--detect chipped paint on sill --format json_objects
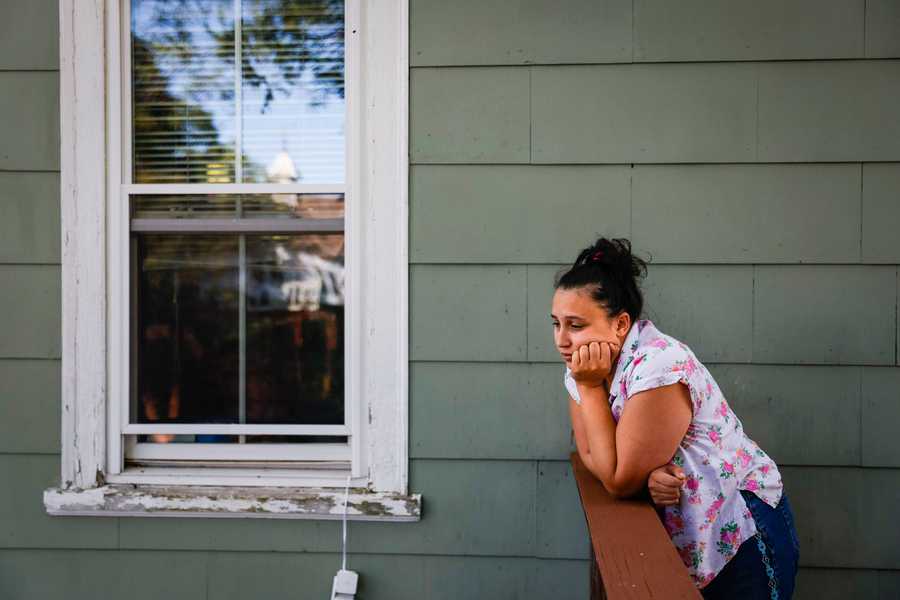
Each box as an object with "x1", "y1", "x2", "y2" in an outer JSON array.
[{"x1": 43, "y1": 484, "x2": 422, "y2": 522}]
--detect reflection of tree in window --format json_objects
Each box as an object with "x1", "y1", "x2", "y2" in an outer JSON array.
[
  {"x1": 132, "y1": 0, "x2": 345, "y2": 184},
  {"x1": 132, "y1": 35, "x2": 239, "y2": 183},
  {"x1": 131, "y1": 0, "x2": 348, "y2": 445}
]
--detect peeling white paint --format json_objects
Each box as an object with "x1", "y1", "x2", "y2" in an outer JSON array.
[
  {"x1": 44, "y1": 485, "x2": 421, "y2": 522},
  {"x1": 59, "y1": 0, "x2": 410, "y2": 496}
]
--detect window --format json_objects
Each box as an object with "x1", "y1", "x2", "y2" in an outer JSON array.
[{"x1": 49, "y1": 0, "x2": 413, "y2": 518}]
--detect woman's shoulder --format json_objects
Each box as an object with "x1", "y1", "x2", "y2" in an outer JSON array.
[
  {"x1": 621, "y1": 321, "x2": 708, "y2": 396},
  {"x1": 630, "y1": 321, "x2": 697, "y2": 370}
]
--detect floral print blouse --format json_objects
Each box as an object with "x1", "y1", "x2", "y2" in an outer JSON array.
[{"x1": 564, "y1": 319, "x2": 783, "y2": 588}]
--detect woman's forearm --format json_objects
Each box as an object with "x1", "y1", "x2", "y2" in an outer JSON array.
[{"x1": 576, "y1": 383, "x2": 621, "y2": 494}]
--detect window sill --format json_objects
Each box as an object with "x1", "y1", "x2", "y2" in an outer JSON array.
[{"x1": 43, "y1": 485, "x2": 421, "y2": 522}]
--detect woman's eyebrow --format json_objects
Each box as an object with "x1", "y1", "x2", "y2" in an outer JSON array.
[{"x1": 549, "y1": 313, "x2": 585, "y2": 321}]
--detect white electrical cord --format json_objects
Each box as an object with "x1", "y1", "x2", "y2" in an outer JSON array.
[
  {"x1": 330, "y1": 475, "x2": 358, "y2": 600},
  {"x1": 342, "y1": 474, "x2": 350, "y2": 571}
]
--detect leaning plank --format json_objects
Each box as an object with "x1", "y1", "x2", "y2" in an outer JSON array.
[{"x1": 571, "y1": 453, "x2": 701, "y2": 600}]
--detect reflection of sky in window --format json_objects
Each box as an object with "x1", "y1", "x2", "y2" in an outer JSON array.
[{"x1": 132, "y1": 0, "x2": 344, "y2": 184}]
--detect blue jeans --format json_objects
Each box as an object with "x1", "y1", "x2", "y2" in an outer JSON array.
[{"x1": 701, "y1": 490, "x2": 800, "y2": 600}]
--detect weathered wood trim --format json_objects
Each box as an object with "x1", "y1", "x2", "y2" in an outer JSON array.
[
  {"x1": 57, "y1": 0, "x2": 410, "y2": 496},
  {"x1": 571, "y1": 453, "x2": 702, "y2": 600},
  {"x1": 44, "y1": 485, "x2": 421, "y2": 521},
  {"x1": 59, "y1": 0, "x2": 107, "y2": 490},
  {"x1": 362, "y1": 0, "x2": 409, "y2": 494}
]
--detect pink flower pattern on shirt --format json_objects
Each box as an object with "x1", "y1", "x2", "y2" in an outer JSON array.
[{"x1": 565, "y1": 319, "x2": 783, "y2": 588}]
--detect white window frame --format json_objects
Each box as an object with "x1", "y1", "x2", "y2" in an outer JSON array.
[{"x1": 51, "y1": 0, "x2": 412, "y2": 515}]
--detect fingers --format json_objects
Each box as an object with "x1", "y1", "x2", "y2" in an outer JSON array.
[
  {"x1": 652, "y1": 494, "x2": 680, "y2": 506},
  {"x1": 653, "y1": 472, "x2": 685, "y2": 489},
  {"x1": 649, "y1": 485, "x2": 682, "y2": 505},
  {"x1": 588, "y1": 341, "x2": 602, "y2": 364},
  {"x1": 576, "y1": 345, "x2": 590, "y2": 365},
  {"x1": 580, "y1": 341, "x2": 616, "y2": 365}
]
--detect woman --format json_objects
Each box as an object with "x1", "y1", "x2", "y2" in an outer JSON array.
[{"x1": 552, "y1": 237, "x2": 799, "y2": 598}]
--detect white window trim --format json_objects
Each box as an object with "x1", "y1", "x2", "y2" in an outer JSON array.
[{"x1": 47, "y1": 0, "x2": 416, "y2": 520}]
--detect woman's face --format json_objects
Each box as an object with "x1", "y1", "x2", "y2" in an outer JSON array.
[{"x1": 551, "y1": 287, "x2": 631, "y2": 368}]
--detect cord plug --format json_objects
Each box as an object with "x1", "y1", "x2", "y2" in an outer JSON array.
[{"x1": 330, "y1": 568, "x2": 358, "y2": 600}]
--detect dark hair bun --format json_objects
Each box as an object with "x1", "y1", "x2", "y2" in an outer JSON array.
[
  {"x1": 574, "y1": 238, "x2": 646, "y2": 280},
  {"x1": 555, "y1": 237, "x2": 649, "y2": 322}
]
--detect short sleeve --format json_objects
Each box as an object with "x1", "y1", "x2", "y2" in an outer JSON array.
[
  {"x1": 564, "y1": 368, "x2": 581, "y2": 405},
  {"x1": 626, "y1": 346, "x2": 701, "y2": 413}
]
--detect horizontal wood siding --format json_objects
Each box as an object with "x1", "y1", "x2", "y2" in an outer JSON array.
[{"x1": 0, "y1": 0, "x2": 898, "y2": 597}]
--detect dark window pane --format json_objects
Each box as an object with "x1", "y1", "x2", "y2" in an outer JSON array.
[
  {"x1": 136, "y1": 235, "x2": 240, "y2": 426},
  {"x1": 246, "y1": 234, "x2": 344, "y2": 424}
]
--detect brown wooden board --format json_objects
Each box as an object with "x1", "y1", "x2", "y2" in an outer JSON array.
[{"x1": 570, "y1": 453, "x2": 702, "y2": 599}]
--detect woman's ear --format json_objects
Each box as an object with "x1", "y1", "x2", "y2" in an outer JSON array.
[{"x1": 614, "y1": 312, "x2": 631, "y2": 339}]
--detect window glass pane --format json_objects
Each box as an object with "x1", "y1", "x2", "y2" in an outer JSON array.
[
  {"x1": 135, "y1": 435, "x2": 347, "y2": 443},
  {"x1": 131, "y1": 0, "x2": 345, "y2": 184},
  {"x1": 133, "y1": 233, "x2": 345, "y2": 438},
  {"x1": 246, "y1": 234, "x2": 344, "y2": 425},
  {"x1": 132, "y1": 193, "x2": 344, "y2": 219},
  {"x1": 136, "y1": 235, "x2": 240, "y2": 426},
  {"x1": 240, "y1": 1, "x2": 345, "y2": 184},
  {"x1": 132, "y1": 0, "x2": 237, "y2": 183}
]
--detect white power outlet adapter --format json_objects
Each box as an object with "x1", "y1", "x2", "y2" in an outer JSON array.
[{"x1": 330, "y1": 569, "x2": 358, "y2": 600}]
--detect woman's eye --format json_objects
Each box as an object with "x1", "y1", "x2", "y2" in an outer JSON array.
[
  {"x1": 551, "y1": 322, "x2": 559, "y2": 328},
  {"x1": 570, "y1": 324, "x2": 584, "y2": 330}
]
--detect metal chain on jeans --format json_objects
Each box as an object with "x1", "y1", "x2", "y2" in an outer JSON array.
[{"x1": 754, "y1": 533, "x2": 779, "y2": 600}]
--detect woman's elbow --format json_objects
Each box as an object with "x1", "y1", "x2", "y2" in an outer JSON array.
[{"x1": 602, "y1": 475, "x2": 645, "y2": 500}]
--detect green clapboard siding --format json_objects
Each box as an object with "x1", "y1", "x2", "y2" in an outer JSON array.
[
  {"x1": 862, "y1": 163, "x2": 900, "y2": 263},
  {"x1": 0, "y1": 359, "x2": 60, "y2": 454},
  {"x1": 410, "y1": 67, "x2": 530, "y2": 163},
  {"x1": 0, "y1": 72, "x2": 59, "y2": 171},
  {"x1": 707, "y1": 365, "x2": 861, "y2": 467},
  {"x1": 631, "y1": 164, "x2": 861, "y2": 264},
  {"x1": 1, "y1": 0, "x2": 899, "y2": 597},
  {"x1": 411, "y1": 0, "x2": 631, "y2": 66},
  {"x1": 119, "y1": 459, "x2": 539, "y2": 557},
  {"x1": 0, "y1": 550, "x2": 590, "y2": 600},
  {"x1": 411, "y1": 165, "x2": 630, "y2": 263},
  {"x1": 0, "y1": 550, "x2": 207, "y2": 600},
  {"x1": 0, "y1": 0, "x2": 59, "y2": 70},
  {"x1": 866, "y1": 0, "x2": 900, "y2": 58},
  {"x1": 633, "y1": 0, "x2": 864, "y2": 62},
  {"x1": 752, "y1": 266, "x2": 896, "y2": 365},
  {"x1": 531, "y1": 63, "x2": 757, "y2": 164},
  {"x1": 411, "y1": 363, "x2": 574, "y2": 460},
  {"x1": 0, "y1": 265, "x2": 61, "y2": 359},
  {"x1": 861, "y1": 367, "x2": 900, "y2": 467},
  {"x1": 796, "y1": 568, "x2": 900, "y2": 600},
  {"x1": 526, "y1": 264, "x2": 565, "y2": 362},
  {"x1": 781, "y1": 466, "x2": 900, "y2": 569},
  {"x1": 0, "y1": 455, "x2": 118, "y2": 550},
  {"x1": 536, "y1": 460, "x2": 590, "y2": 560},
  {"x1": 641, "y1": 265, "x2": 754, "y2": 363},
  {"x1": 758, "y1": 61, "x2": 900, "y2": 162},
  {"x1": 0, "y1": 172, "x2": 61, "y2": 264},
  {"x1": 410, "y1": 265, "x2": 527, "y2": 361}
]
